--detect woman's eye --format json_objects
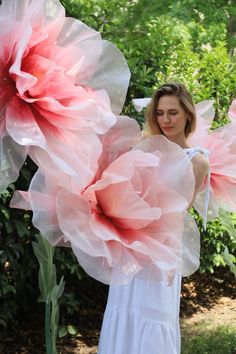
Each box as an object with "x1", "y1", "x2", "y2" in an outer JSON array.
[
  {"x1": 170, "y1": 111, "x2": 178, "y2": 115},
  {"x1": 156, "y1": 112, "x2": 163, "y2": 116}
]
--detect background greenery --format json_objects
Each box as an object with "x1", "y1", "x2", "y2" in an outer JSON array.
[{"x1": 0, "y1": 0, "x2": 236, "y2": 329}]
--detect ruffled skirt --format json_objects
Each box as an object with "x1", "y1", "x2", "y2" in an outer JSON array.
[{"x1": 98, "y1": 269, "x2": 182, "y2": 354}]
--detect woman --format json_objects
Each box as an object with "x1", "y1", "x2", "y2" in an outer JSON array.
[{"x1": 98, "y1": 82, "x2": 209, "y2": 354}]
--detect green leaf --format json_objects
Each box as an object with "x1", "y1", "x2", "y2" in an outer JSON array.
[
  {"x1": 222, "y1": 247, "x2": 236, "y2": 277},
  {"x1": 14, "y1": 220, "x2": 29, "y2": 237},
  {"x1": 58, "y1": 325, "x2": 67, "y2": 338},
  {"x1": 0, "y1": 208, "x2": 10, "y2": 220},
  {"x1": 67, "y1": 325, "x2": 77, "y2": 336}
]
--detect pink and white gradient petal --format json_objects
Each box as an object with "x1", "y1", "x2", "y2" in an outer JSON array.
[{"x1": 29, "y1": 127, "x2": 102, "y2": 189}]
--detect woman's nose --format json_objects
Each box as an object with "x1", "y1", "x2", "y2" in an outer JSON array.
[{"x1": 163, "y1": 113, "x2": 171, "y2": 122}]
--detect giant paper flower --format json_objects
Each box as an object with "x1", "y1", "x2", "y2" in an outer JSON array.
[
  {"x1": 0, "y1": 0, "x2": 130, "y2": 190},
  {"x1": 11, "y1": 117, "x2": 195, "y2": 284}
]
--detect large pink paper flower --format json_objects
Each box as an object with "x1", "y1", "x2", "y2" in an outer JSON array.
[
  {"x1": 0, "y1": 0, "x2": 130, "y2": 190},
  {"x1": 11, "y1": 117, "x2": 195, "y2": 284}
]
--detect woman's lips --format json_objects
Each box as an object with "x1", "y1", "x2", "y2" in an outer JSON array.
[{"x1": 162, "y1": 126, "x2": 174, "y2": 131}]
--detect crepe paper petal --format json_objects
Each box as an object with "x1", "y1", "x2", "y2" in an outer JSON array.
[
  {"x1": 0, "y1": 133, "x2": 27, "y2": 191},
  {"x1": 71, "y1": 244, "x2": 143, "y2": 285},
  {"x1": 133, "y1": 135, "x2": 195, "y2": 204},
  {"x1": 29, "y1": 125, "x2": 103, "y2": 190},
  {"x1": 6, "y1": 97, "x2": 46, "y2": 147},
  {"x1": 228, "y1": 99, "x2": 236, "y2": 121},
  {"x1": 96, "y1": 115, "x2": 142, "y2": 180},
  {"x1": 10, "y1": 190, "x2": 31, "y2": 210},
  {"x1": 11, "y1": 169, "x2": 67, "y2": 247},
  {"x1": 132, "y1": 98, "x2": 152, "y2": 112},
  {"x1": 213, "y1": 99, "x2": 236, "y2": 154},
  {"x1": 83, "y1": 40, "x2": 131, "y2": 115},
  {"x1": 195, "y1": 99, "x2": 215, "y2": 131},
  {"x1": 210, "y1": 175, "x2": 236, "y2": 212},
  {"x1": 181, "y1": 213, "x2": 200, "y2": 276},
  {"x1": 194, "y1": 188, "x2": 219, "y2": 222}
]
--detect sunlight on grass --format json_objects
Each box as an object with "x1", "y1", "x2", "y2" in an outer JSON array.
[{"x1": 181, "y1": 323, "x2": 236, "y2": 354}]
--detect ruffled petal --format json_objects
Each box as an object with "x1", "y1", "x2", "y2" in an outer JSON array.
[
  {"x1": 70, "y1": 245, "x2": 142, "y2": 285},
  {"x1": 0, "y1": 133, "x2": 27, "y2": 190},
  {"x1": 82, "y1": 40, "x2": 131, "y2": 114},
  {"x1": 6, "y1": 97, "x2": 46, "y2": 147},
  {"x1": 132, "y1": 97, "x2": 151, "y2": 112},
  {"x1": 133, "y1": 135, "x2": 195, "y2": 204},
  {"x1": 96, "y1": 115, "x2": 142, "y2": 179},
  {"x1": 15, "y1": 169, "x2": 66, "y2": 246},
  {"x1": 56, "y1": 191, "x2": 107, "y2": 255},
  {"x1": 195, "y1": 99, "x2": 215, "y2": 130},
  {"x1": 228, "y1": 99, "x2": 236, "y2": 121},
  {"x1": 181, "y1": 213, "x2": 200, "y2": 276},
  {"x1": 211, "y1": 174, "x2": 236, "y2": 211},
  {"x1": 10, "y1": 190, "x2": 31, "y2": 210},
  {"x1": 29, "y1": 124, "x2": 102, "y2": 189}
]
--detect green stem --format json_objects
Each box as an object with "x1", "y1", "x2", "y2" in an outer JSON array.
[{"x1": 45, "y1": 301, "x2": 53, "y2": 354}]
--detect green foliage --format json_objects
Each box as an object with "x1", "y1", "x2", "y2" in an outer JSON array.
[
  {"x1": 194, "y1": 211, "x2": 236, "y2": 275},
  {"x1": 182, "y1": 324, "x2": 236, "y2": 354},
  {"x1": 0, "y1": 160, "x2": 38, "y2": 328}
]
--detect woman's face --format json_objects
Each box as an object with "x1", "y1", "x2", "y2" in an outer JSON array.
[{"x1": 156, "y1": 95, "x2": 187, "y2": 139}]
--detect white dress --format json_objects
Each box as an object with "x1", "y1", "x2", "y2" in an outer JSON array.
[{"x1": 97, "y1": 147, "x2": 209, "y2": 354}]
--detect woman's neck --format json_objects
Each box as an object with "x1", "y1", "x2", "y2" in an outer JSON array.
[{"x1": 167, "y1": 134, "x2": 190, "y2": 149}]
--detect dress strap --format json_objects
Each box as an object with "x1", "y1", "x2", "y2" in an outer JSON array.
[{"x1": 185, "y1": 146, "x2": 211, "y2": 229}]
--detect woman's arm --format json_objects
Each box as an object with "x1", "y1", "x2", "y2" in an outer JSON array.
[{"x1": 189, "y1": 153, "x2": 210, "y2": 208}]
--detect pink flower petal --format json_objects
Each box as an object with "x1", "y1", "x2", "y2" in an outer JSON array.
[
  {"x1": 195, "y1": 100, "x2": 215, "y2": 131},
  {"x1": 29, "y1": 126, "x2": 102, "y2": 189},
  {"x1": 133, "y1": 135, "x2": 195, "y2": 203},
  {"x1": 0, "y1": 133, "x2": 27, "y2": 190},
  {"x1": 228, "y1": 99, "x2": 236, "y2": 121},
  {"x1": 96, "y1": 115, "x2": 142, "y2": 179},
  {"x1": 6, "y1": 97, "x2": 46, "y2": 147},
  {"x1": 80, "y1": 40, "x2": 131, "y2": 114}
]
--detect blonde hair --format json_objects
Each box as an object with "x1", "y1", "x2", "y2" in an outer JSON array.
[{"x1": 143, "y1": 82, "x2": 196, "y2": 137}]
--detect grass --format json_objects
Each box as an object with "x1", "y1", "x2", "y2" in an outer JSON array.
[{"x1": 181, "y1": 322, "x2": 236, "y2": 354}]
